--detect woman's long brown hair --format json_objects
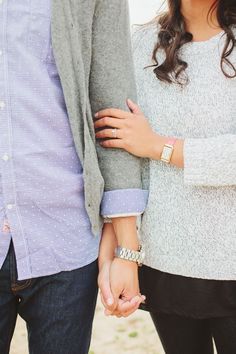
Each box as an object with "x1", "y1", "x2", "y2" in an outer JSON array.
[{"x1": 151, "y1": 0, "x2": 236, "y2": 85}]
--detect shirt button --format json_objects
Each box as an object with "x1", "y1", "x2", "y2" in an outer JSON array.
[
  {"x1": 0, "y1": 101, "x2": 5, "y2": 109},
  {"x1": 7, "y1": 204, "x2": 14, "y2": 210},
  {"x1": 2, "y1": 154, "x2": 9, "y2": 161}
]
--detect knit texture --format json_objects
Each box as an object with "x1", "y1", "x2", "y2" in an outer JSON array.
[
  {"x1": 134, "y1": 25, "x2": 236, "y2": 280},
  {"x1": 51, "y1": 0, "x2": 142, "y2": 236}
]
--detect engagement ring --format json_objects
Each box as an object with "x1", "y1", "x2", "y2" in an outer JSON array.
[{"x1": 112, "y1": 128, "x2": 117, "y2": 139}]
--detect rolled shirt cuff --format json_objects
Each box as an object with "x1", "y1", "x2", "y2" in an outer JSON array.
[{"x1": 101, "y1": 189, "x2": 149, "y2": 218}]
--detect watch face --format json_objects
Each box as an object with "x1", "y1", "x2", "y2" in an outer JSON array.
[{"x1": 161, "y1": 146, "x2": 173, "y2": 162}]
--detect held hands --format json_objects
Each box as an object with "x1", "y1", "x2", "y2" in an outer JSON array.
[
  {"x1": 94, "y1": 99, "x2": 165, "y2": 160},
  {"x1": 98, "y1": 223, "x2": 145, "y2": 318},
  {"x1": 106, "y1": 258, "x2": 145, "y2": 318},
  {"x1": 98, "y1": 260, "x2": 145, "y2": 318}
]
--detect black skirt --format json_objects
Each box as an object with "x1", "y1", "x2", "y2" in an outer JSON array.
[{"x1": 139, "y1": 265, "x2": 236, "y2": 319}]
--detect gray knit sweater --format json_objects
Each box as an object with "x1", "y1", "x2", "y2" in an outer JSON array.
[{"x1": 134, "y1": 26, "x2": 236, "y2": 280}]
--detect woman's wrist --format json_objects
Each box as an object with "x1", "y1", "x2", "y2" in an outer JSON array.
[
  {"x1": 147, "y1": 133, "x2": 168, "y2": 160},
  {"x1": 148, "y1": 134, "x2": 184, "y2": 168}
]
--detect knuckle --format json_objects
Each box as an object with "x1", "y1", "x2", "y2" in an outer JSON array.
[
  {"x1": 103, "y1": 117, "x2": 109, "y2": 125},
  {"x1": 106, "y1": 141, "x2": 112, "y2": 148}
]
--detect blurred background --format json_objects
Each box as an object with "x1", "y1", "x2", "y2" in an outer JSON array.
[
  {"x1": 129, "y1": 0, "x2": 164, "y2": 24},
  {"x1": 10, "y1": 1, "x2": 166, "y2": 354}
]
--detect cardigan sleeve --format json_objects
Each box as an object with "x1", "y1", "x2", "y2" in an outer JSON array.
[
  {"x1": 184, "y1": 134, "x2": 236, "y2": 186},
  {"x1": 89, "y1": 0, "x2": 145, "y2": 194}
]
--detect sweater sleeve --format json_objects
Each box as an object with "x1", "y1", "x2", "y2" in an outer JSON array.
[
  {"x1": 184, "y1": 134, "x2": 236, "y2": 187},
  {"x1": 89, "y1": 0, "x2": 144, "y2": 192}
]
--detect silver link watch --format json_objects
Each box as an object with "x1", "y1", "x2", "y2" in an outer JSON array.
[{"x1": 114, "y1": 245, "x2": 145, "y2": 266}]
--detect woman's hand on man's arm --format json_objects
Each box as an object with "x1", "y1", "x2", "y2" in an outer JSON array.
[{"x1": 95, "y1": 99, "x2": 184, "y2": 168}]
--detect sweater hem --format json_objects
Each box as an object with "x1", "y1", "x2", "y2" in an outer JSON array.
[{"x1": 144, "y1": 256, "x2": 236, "y2": 281}]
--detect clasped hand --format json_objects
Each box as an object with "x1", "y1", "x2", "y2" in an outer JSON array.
[
  {"x1": 98, "y1": 224, "x2": 145, "y2": 318},
  {"x1": 98, "y1": 257, "x2": 145, "y2": 318}
]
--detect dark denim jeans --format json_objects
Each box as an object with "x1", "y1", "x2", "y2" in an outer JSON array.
[{"x1": 0, "y1": 243, "x2": 98, "y2": 354}]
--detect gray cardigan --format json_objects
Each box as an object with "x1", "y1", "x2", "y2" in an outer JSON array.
[{"x1": 51, "y1": 0, "x2": 142, "y2": 236}]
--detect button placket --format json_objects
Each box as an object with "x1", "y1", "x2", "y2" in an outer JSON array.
[
  {"x1": 2, "y1": 154, "x2": 9, "y2": 161},
  {"x1": 0, "y1": 1, "x2": 16, "y2": 242},
  {"x1": 0, "y1": 1, "x2": 33, "y2": 277},
  {"x1": 0, "y1": 3, "x2": 10, "y2": 198},
  {"x1": 0, "y1": 2, "x2": 21, "y2": 250}
]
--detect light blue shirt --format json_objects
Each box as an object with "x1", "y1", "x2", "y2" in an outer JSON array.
[{"x1": 0, "y1": 1, "x2": 147, "y2": 280}]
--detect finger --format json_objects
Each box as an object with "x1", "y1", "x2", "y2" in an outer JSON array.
[
  {"x1": 109, "y1": 302, "x2": 140, "y2": 318},
  {"x1": 117, "y1": 295, "x2": 146, "y2": 317},
  {"x1": 100, "y1": 288, "x2": 115, "y2": 310},
  {"x1": 98, "y1": 276, "x2": 116, "y2": 311},
  {"x1": 100, "y1": 292, "x2": 110, "y2": 310},
  {"x1": 104, "y1": 298, "x2": 127, "y2": 317},
  {"x1": 95, "y1": 108, "x2": 131, "y2": 120},
  {"x1": 105, "y1": 302, "x2": 123, "y2": 317},
  {"x1": 104, "y1": 308, "x2": 115, "y2": 316},
  {"x1": 122, "y1": 303, "x2": 140, "y2": 317},
  {"x1": 107, "y1": 297, "x2": 140, "y2": 318},
  {"x1": 122, "y1": 297, "x2": 144, "y2": 317},
  {"x1": 100, "y1": 139, "x2": 125, "y2": 149},
  {"x1": 118, "y1": 296, "x2": 142, "y2": 316},
  {"x1": 94, "y1": 117, "x2": 124, "y2": 129},
  {"x1": 95, "y1": 129, "x2": 123, "y2": 140},
  {"x1": 127, "y1": 99, "x2": 142, "y2": 115}
]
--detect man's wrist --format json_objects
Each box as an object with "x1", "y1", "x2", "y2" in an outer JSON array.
[{"x1": 112, "y1": 216, "x2": 139, "y2": 250}]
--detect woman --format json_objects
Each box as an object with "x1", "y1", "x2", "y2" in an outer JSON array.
[{"x1": 96, "y1": 0, "x2": 236, "y2": 353}]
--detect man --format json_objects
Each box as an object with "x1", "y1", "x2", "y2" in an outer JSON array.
[{"x1": 0, "y1": 1, "x2": 147, "y2": 353}]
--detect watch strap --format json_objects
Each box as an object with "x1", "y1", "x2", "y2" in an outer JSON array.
[{"x1": 115, "y1": 245, "x2": 144, "y2": 266}]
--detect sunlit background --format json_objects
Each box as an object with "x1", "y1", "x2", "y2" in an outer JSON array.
[{"x1": 129, "y1": 0, "x2": 165, "y2": 25}]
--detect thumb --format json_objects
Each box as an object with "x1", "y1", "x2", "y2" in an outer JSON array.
[
  {"x1": 98, "y1": 266, "x2": 116, "y2": 311},
  {"x1": 127, "y1": 98, "x2": 142, "y2": 115}
]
